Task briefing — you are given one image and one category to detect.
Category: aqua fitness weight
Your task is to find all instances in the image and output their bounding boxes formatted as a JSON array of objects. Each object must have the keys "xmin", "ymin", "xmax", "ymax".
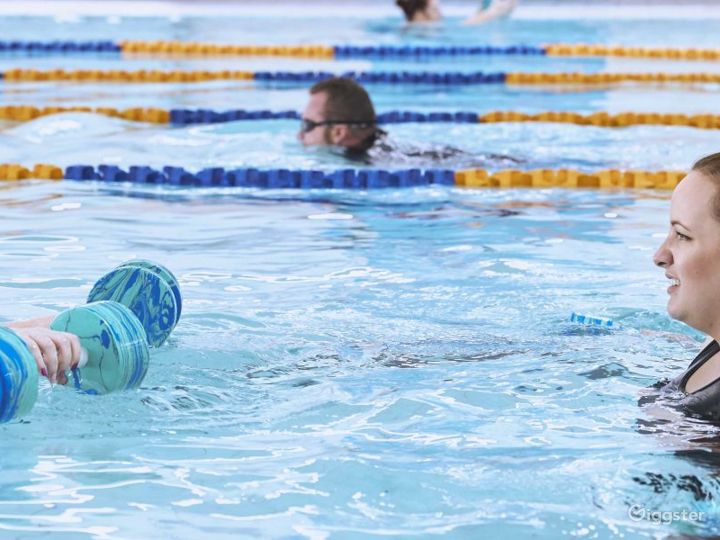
[
  {"xmin": 116, "ymin": 259, "xmax": 182, "ymax": 325},
  {"xmin": 87, "ymin": 260, "xmax": 180, "ymax": 347},
  {"xmin": 0, "ymin": 301, "xmax": 149, "ymax": 422},
  {"xmin": 0, "ymin": 259, "xmax": 181, "ymax": 422},
  {"xmin": 51, "ymin": 301, "xmax": 151, "ymax": 394},
  {"xmin": 0, "ymin": 327, "xmax": 39, "ymax": 423}
]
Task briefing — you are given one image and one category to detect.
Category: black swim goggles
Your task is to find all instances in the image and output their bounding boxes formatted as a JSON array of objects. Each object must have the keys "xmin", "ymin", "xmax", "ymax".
[{"xmin": 300, "ymin": 118, "xmax": 375, "ymax": 133}]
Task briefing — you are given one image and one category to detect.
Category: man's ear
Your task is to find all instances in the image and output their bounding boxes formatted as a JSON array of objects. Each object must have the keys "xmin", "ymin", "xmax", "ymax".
[{"xmin": 329, "ymin": 124, "xmax": 351, "ymax": 145}]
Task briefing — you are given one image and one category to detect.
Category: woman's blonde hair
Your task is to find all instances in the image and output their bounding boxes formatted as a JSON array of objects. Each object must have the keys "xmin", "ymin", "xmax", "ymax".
[{"xmin": 692, "ymin": 152, "xmax": 720, "ymax": 220}]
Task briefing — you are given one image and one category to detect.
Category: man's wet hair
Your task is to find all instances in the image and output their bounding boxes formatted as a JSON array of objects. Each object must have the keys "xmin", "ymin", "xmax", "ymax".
[
  {"xmin": 310, "ymin": 77, "xmax": 378, "ymax": 152},
  {"xmin": 396, "ymin": 0, "xmax": 428, "ymax": 21}
]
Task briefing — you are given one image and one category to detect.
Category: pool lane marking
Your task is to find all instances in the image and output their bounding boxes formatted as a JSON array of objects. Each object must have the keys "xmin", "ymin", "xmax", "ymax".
[
  {"xmin": 1, "ymin": 40, "xmax": 720, "ymax": 61},
  {"xmin": 0, "ymin": 163, "xmax": 687, "ymax": 190},
  {"xmin": 3, "ymin": 69, "xmax": 720, "ymax": 85},
  {"xmin": 2, "ymin": 106, "xmax": 720, "ymax": 130}
]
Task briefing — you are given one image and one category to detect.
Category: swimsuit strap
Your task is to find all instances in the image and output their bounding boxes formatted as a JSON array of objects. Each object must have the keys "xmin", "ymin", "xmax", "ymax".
[{"xmin": 679, "ymin": 340, "xmax": 720, "ymax": 394}]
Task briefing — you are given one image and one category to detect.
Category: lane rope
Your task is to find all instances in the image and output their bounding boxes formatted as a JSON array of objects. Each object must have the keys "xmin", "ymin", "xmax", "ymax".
[
  {"xmin": 2, "ymin": 106, "xmax": 719, "ymax": 130},
  {"xmin": 0, "ymin": 40, "xmax": 718, "ymax": 61},
  {"xmin": 0, "ymin": 163, "xmax": 686, "ymax": 190},
  {"xmin": 3, "ymin": 69, "xmax": 720, "ymax": 85}
]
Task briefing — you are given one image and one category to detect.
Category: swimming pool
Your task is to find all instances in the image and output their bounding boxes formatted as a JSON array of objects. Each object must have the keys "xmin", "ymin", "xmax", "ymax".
[{"xmin": 2, "ymin": 2, "xmax": 720, "ymax": 538}]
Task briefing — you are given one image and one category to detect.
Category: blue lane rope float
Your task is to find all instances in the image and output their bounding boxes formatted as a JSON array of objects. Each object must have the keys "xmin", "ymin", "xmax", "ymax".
[
  {"xmin": 253, "ymin": 71, "xmax": 508, "ymax": 84},
  {"xmin": 333, "ymin": 45, "xmax": 546, "ymax": 57},
  {"xmin": 1, "ymin": 40, "xmax": 719, "ymax": 61},
  {"xmin": 169, "ymin": 109, "xmax": 300, "ymax": 125},
  {"xmin": 62, "ymin": 165, "xmax": 459, "ymax": 189},
  {"xmin": 0, "ymin": 40, "xmax": 120, "ymax": 54},
  {"xmin": 168, "ymin": 109, "xmax": 480, "ymax": 125},
  {"xmin": 0, "ymin": 163, "xmax": 687, "ymax": 190}
]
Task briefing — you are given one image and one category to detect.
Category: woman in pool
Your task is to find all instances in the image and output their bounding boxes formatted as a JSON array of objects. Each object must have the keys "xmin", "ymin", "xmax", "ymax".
[
  {"xmin": 653, "ymin": 152, "xmax": 720, "ymax": 420},
  {"xmin": 396, "ymin": 0, "xmax": 516, "ymax": 24},
  {"xmin": 6, "ymin": 317, "xmax": 80, "ymax": 385}
]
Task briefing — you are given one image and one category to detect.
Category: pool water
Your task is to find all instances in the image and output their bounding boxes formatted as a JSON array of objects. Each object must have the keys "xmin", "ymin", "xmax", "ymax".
[{"xmin": 2, "ymin": 4, "xmax": 720, "ymax": 539}]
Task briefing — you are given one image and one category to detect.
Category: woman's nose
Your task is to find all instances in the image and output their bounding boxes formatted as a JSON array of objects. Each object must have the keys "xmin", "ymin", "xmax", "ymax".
[{"xmin": 653, "ymin": 239, "xmax": 671, "ymax": 268}]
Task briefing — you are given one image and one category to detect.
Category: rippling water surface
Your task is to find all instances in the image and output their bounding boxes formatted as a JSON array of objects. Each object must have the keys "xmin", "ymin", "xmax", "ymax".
[
  {"xmin": 2, "ymin": 7, "xmax": 720, "ymax": 540},
  {"xmin": 2, "ymin": 182, "xmax": 719, "ymax": 539}
]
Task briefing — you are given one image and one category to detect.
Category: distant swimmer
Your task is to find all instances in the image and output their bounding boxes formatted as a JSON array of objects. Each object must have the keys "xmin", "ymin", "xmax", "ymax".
[
  {"xmin": 395, "ymin": 0, "xmax": 516, "ymax": 25},
  {"xmin": 298, "ymin": 76, "xmax": 522, "ymax": 168},
  {"xmin": 396, "ymin": 0, "xmax": 441, "ymax": 23}
]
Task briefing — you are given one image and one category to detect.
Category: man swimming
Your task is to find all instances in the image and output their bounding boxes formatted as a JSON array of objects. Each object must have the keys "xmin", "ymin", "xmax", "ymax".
[
  {"xmin": 298, "ymin": 77, "xmax": 522, "ymax": 168},
  {"xmin": 298, "ymin": 77, "xmax": 381, "ymax": 157}
]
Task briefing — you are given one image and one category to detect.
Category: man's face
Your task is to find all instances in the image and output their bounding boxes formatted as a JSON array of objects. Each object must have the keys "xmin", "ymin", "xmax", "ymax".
[{"xmin": 298, "ymin": 91, "xmax": 331, "ymax": 146}]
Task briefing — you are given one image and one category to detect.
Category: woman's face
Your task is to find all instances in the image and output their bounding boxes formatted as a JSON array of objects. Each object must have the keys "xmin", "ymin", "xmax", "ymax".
[{"xmin": 654, "ymin": 171, "xmax": 720, "ymax": 337}]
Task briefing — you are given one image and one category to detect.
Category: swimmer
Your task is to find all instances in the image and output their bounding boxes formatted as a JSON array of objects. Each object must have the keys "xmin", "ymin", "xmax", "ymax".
[
  {"xmin": 299, "ymin": 77, "xmax": 522, "ymax": 167},
  {"xmin": 5, "ymin": 317, "xmax": 81, "ymax": 385},
  {"xmin": 298, "ymin": 77, "xmax": 381, "ymax": 155},
  {"xmin": 396, "ymin": 0, "xmax": 441, "ymax": 23},
  {"xmin": 396, "ymin": 0, "xmax": 516, "ymax": 24},
  {"xmin": 653, "ymin": 152, "xmax": 720, "ymax": 421}
]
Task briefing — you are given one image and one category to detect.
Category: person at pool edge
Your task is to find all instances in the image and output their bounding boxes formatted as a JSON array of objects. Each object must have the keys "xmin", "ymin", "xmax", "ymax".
[
  {"xmin": 653, "ymin": 152, "xmax": 720, "ymax": 420},
  {"xmin": 4, "ymin": 317, "xmax": 81, "ymax": 385}
]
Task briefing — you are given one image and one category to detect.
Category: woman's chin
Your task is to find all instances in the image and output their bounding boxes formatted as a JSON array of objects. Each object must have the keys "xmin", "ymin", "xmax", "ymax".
[{"xmin": 666, "ymin": 302, "xmax": 683, "ymax": 323}]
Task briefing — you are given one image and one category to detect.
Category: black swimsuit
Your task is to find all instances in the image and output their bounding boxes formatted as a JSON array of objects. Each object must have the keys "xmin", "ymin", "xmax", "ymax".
[{"xmin": 661, "ymin": 340, "xmax": 720, "ymax": 421}]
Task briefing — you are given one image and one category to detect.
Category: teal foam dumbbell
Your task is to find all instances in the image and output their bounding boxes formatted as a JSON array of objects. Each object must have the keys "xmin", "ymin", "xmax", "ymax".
[
  {"xmin": 0, "ymin": 259, "xmax": 181, "ymax": 422},
  {"xmin": 51, "ymin": 301, "xmax": 151, "ymax": 394},
  {"xmin": 0, "ymin": 300, "xmax": 151, "ymax": 422},
  {"xmin": 87, "ymin": 260, "xmax": 181, "ymax": 347},
  {"xmin": 0, "ymin": 327, "xmax": 40, "ymax": 423}
]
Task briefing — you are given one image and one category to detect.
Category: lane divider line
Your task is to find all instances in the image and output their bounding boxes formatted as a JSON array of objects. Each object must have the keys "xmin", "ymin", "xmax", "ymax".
[
  {"xmin": 0, "ymin": 163, "xmax": 687, "ymax": 190},
  {"xmin": 2, "ymin": 106, "xmax": 719, "ymax": 130}
]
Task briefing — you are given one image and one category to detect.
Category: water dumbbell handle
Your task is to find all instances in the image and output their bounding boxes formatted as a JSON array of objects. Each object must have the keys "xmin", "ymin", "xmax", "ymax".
[{"xmin": 76, "ymin": 347, "xmax": 89, "ymax": 369}]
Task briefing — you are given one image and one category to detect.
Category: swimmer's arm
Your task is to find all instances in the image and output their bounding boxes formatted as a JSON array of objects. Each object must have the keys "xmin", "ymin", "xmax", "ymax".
[
  {"xmin": 6, "ymin": 316, "xmax": 54, "ymax": 329},
  {"xmin": 463, "ymin": 0, "xmax": 516, "ymax": 25}
]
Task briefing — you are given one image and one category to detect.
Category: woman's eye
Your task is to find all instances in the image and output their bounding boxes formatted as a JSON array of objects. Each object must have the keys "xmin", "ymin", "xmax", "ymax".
[{"xmin": 675, "ymin": 230, "xmax": 690, "ymax": 241}]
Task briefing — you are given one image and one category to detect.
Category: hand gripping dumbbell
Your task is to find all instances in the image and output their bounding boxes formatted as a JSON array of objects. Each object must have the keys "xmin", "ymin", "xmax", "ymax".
[{"xmin": 0, "ymin": 260, "xmax": 181, "ymax": 422}]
